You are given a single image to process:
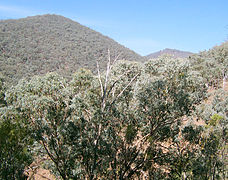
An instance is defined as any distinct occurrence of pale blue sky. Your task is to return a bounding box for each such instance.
[0,0,227,55]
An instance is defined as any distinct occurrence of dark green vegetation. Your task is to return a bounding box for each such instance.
[146,48,193,59]
[0,14,227,179]
[0,14,144,85]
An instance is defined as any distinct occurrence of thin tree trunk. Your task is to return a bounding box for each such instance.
[223,76,226,89]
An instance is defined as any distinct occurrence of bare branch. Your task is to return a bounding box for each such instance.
[111,73,139,106]
[110,52,122,69]
[96,60,104,97]
[106,70,131,99]
[101,49,112,110]
[102,50,122,110]
[104,49,111,92]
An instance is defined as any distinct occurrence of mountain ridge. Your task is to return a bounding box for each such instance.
[146,48,193,59]
[0,14,144,85]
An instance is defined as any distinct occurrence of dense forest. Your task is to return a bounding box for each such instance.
[0,15,227,180]
[0,14,144,85]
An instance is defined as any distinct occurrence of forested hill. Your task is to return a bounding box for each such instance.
[146,48,193,59]
[0,14,144,85]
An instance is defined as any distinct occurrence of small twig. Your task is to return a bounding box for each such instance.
[111,73,139,106]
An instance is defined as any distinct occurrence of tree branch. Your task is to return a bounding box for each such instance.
[96,60,104,98]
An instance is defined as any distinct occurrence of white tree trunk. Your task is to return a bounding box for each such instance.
[223,76,226,89]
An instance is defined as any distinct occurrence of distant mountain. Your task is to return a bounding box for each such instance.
[146,48,193,59]
[0,14,144,85]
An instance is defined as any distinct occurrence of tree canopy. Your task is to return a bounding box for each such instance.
[3,54,225,179]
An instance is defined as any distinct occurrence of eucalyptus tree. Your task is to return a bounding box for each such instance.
[5,73,85,179]
[0,107,33,179]
[0,74,33,179]
[4,57,142,179]
[137,56,207,179]
[94,59,144,179]
[192,90,228,179]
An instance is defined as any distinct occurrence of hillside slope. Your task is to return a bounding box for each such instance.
[0,14,144,84]
[190,41,228,88]
[146,48,193,59]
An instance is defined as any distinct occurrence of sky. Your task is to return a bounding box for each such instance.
[0,0,227,56]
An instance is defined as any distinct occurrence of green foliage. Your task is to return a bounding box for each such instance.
[0,107,33,179]
[190,41,228,88]
[0,73,8,107]
[135,56,207,179]
[193,90,228,179]
[208,114,222,127]
[0,73,33,179]
[5,73,78,179]
[125,124,137,144]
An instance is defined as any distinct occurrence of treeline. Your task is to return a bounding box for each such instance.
[0,41,227,179]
